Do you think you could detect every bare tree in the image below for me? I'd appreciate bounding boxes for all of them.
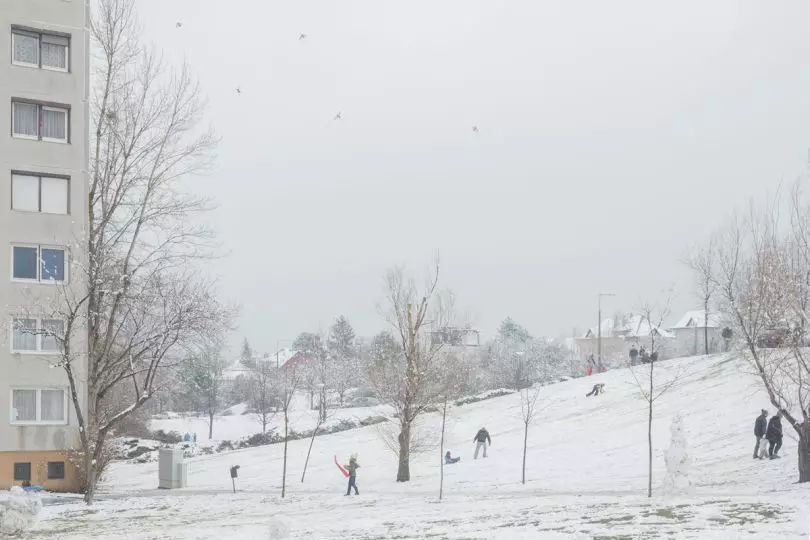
[293,332,326,412]
[280,363,303,498]
[181,340,227,439]
[686,238,717,355]
[300,384,335,483]
[241,354,278,433]
[437,352,473,500]
[628,294,682,497]
[518,383,544,485]
[367,262,450,482]
[14,0,231,503]
[711,187,810,482]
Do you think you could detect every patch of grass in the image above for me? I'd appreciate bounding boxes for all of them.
[590,514,635,525]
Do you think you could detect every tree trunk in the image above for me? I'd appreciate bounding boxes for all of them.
[396,422,411,482]
[208,412,214,440]
[647,362,654,498]
[704,303,710,355]
[522,421,529,485]
[439,399,447,500]
[83,447,96,504]
[301,422,321,483]
[800,430,810,483]
[262,414,267,434]
[282,412,289,497]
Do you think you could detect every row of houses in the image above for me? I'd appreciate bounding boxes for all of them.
[574,310,728,367]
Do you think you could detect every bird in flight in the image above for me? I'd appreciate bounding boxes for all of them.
[176,22,183,28]
[299,33,307,40]
[472,126,479,132]
[334,112,342,120]
[236,87,242,95]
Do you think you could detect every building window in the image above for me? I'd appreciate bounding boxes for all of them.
[12,28,69,71]
[11,317,64,353]
[12,101,69,143]
[11,388,67,425]
[47,461,65,480]
[12,172,69,214]
[13,463,31,482]
[11,245,67,282]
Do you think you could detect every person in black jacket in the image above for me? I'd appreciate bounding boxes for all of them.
[473,427,491,459]
[629,346,639,366]
[766,411,783,459]
[753,409,768,459]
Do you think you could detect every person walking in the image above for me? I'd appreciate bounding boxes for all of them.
[473,427,491,459]
[753,409,768,459]
[344,454,360,495]
[629,346,639,366]
[766,411,783,459]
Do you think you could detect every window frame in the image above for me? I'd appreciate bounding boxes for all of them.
[11,27,70,72]
[47,461,65,480]
[10,388,68,426]
[11,100,70,144]
[10,244,69,284]
[11,171,70,215]
[13,462,31,482]
[10,316,65,355]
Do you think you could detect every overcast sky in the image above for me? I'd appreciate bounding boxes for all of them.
[136,0,810,354]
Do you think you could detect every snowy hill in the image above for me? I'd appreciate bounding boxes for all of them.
[30,354,810,538]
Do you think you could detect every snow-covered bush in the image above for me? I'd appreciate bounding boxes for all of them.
[663,414,694,497]
[0,487,42,536]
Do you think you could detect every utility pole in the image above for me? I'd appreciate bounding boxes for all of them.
[597,293,616,365]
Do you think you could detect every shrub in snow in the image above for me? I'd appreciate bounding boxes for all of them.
[663,414,694,497]
[454,389,514,407]
[0,487,42,536]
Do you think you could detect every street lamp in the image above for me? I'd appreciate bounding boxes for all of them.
[597,292,616,365]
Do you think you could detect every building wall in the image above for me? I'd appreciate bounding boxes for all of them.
[0,0,88,491]
[671,327,723,358]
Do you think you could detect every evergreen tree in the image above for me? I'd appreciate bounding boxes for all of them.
[327,316,358,406]
[240,337,253,365]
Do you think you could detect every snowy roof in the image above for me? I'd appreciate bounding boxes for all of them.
[670,310,723,330]
[612,314,675,339]
[582,318,616,338]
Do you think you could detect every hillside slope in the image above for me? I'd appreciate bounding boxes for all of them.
[32,354,810,538]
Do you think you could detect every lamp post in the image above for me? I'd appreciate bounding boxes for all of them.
[597,292,616,366]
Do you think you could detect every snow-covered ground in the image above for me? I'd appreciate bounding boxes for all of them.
[150,396,391,443]
[26,354,810,538]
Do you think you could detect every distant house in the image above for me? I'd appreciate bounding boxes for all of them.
[669,310,724,357]
[573,318,626,369]
[574,313,677,368]
[280,351,313,371]
[611,313,676,360]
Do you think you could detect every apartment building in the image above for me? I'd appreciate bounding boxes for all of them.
[0,0,89,491]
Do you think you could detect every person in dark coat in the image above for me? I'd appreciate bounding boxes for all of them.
[629,346,639,366]
[753,409,768,459]
[766,411,783,459]
[444,451,460,464]
[473,427,491,459]
[344,454,360,495]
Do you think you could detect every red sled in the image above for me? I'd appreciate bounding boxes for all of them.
[334,455,349,478]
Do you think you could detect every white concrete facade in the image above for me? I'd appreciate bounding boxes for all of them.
[0,0,88,489]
